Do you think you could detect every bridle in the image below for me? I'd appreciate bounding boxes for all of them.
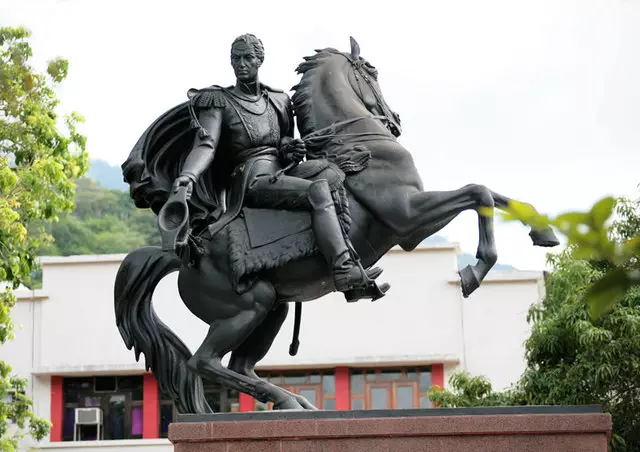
[300,53,401,145]
[346,54,401,137]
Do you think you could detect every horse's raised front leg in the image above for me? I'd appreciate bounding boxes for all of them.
[185,280,305,410]
[389,184,498,297]
[490,191,560,247]
[228,302,318,410]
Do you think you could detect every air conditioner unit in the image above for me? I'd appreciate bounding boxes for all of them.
[74,408,103,441]
[75,407,103,425]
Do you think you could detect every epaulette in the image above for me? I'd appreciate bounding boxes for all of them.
[187,85,226,108]
[261,83,285,93]
[265,89,290,105]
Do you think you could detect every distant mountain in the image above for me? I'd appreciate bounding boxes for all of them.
[85,159,516,271]
[87,159,128,191]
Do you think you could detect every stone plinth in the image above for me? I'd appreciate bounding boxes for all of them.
[169,405,611,452]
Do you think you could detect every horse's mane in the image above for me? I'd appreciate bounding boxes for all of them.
[291,47,344,137]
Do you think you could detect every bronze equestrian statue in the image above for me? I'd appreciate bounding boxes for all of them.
[115,34,559,413]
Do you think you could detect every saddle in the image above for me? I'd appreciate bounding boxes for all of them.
[226,160,350,293]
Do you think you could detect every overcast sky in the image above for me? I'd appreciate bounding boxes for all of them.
[2,0,639,271]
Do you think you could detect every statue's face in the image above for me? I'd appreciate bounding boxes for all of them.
[231,42,261,83]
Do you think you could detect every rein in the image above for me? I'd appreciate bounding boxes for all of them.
[302,115,395,144]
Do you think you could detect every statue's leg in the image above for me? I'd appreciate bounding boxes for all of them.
[228,303,318,410]
[385,184,498,297]
[245,168,385,300]
[186,279,305,409]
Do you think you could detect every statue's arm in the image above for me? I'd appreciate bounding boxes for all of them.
[179,107,223,184]
[278,96,305,164]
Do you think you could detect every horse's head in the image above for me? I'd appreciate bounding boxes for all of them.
[292,37,402,138]
[346,37,402,137]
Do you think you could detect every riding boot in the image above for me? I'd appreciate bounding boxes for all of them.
[308,180,376,294]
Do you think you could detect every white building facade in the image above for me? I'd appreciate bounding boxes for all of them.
[2,242,545,451]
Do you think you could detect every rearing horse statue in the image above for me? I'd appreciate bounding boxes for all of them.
[115,37,559,414]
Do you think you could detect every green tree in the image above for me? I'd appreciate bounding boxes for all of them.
[518,249,639,451]
[430,193,640,451]
[501,190,640,319]
[427,371,522,408]
[38,177,159,257]
[0,26,88,449]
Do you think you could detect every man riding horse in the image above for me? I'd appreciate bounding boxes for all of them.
[170,34,385,301]
[117,35,561,414]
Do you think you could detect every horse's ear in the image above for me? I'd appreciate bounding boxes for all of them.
[350,36,361,60]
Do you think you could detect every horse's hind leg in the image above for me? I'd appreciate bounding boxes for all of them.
[228,303,318,410]
[186,281,305,409]
[490,191,560,247]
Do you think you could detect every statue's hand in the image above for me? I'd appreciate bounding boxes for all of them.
[172,174,195,199]
[289,138,306,163]
[280,137,306,164]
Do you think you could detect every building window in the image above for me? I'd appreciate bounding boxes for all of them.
[159,395,174,439]
[62,375,143,441]
[350,367,433,410]
[254,370,336,410]
[159,382,240,438]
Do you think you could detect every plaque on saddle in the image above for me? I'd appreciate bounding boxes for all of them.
[242,207,312,248]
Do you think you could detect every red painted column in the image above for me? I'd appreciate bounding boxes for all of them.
[335,366,350,410]
[431,363,444,388]
[239,393,254,412]
[143,373,159,439]
[431,363,445,408]
[50,376,63,442]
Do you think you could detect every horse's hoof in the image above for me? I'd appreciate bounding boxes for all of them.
[529,228,560,247]
[295,397,319,410]
[459,265,480,298]
[273,399,305,410]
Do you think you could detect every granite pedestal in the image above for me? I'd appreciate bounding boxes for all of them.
[169,405,611,452]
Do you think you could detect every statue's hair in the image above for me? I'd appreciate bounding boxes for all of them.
[231,34,265,63]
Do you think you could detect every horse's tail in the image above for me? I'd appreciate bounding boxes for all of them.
[114,246,212,414]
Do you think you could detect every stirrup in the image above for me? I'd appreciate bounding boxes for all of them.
[334,264,379,292]
[344,281,391,303]
[335,265,388,303]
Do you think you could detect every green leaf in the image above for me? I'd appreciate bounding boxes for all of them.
[46,58,68,83]
[504,200,550,230]
[553,212,589,234]
[478,206,494,217]
[586,267,631,319]
[589,196,616,229]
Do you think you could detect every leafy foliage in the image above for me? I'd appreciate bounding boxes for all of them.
[502,192,640,318]
[427,371,523,408]
[519,249,640,451]
[0,26,88,449]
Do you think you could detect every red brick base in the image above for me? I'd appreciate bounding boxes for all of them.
[169,410,611,452]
